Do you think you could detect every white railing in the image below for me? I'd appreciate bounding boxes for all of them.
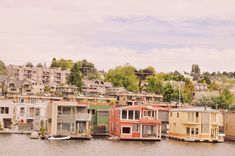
[76,113,91,121]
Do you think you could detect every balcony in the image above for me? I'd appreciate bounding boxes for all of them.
[76,113,91,121]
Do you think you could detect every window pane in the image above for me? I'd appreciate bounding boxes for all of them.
[128,110,134,120]
[122,110,127,119]
[122,127,131,134]
[132,124,139,132]
[135,111,140,119]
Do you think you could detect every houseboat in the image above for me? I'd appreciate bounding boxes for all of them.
[47,101,92,139]
[224,111,235,141]
[169,107,224,142]
[109,105,162,141]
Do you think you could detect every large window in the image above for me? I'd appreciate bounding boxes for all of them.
[57,106,75,116]
[128,110,134,120]
[135,111,140,120]
[132,124,139,132]
[122,110,127,119]
[0,107,9,114]
[122,127,131,134]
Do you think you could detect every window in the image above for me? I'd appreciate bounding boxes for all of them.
[5,107,9,114]
[35,108,40,116]
[186,127,190,134]
[122,127,131,134]
[177,112,179,117]
[195,128,199,135]
[132,124,139,132]
[122,110,127,119]
[196,112,199,117]
[191,128,194,134]
[0,107,4,114]
[20,107,25,116]
[135,111,140,120]
[19,98,24,103]
[128,110,134,120]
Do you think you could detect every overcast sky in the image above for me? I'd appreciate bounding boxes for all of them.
[0,0,235,72]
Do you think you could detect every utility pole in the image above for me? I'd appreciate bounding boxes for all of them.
[179,81,181,105]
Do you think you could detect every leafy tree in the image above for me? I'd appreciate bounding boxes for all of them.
[76,59,99,79]
[0,60,6,75]
[68,63,82,89]
[135,68,154,92]
[191,64,201,81]
[25,62,33,68]
[212,89,234,109]
[182,79,194,103]
[50,58,73,70]
[146,76,164,94]
[105,65,138,92]
[163,83,174,102]
[36,63,43,68]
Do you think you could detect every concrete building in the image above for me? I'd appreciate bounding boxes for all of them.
[15,102,48,131]
[47,101,92,139]
[116,93,163,106]
[0,100,14,130]
[81,79,112,97]
[224,112,235,141]
[169,107,224,142]
[7,65,70,86]
[109,105,162,141]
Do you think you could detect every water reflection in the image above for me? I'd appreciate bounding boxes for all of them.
[0,134,235,156]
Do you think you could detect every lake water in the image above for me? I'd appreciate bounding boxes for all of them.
[0,134,235,156]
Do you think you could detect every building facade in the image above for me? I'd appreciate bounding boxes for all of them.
[169,107,224,142]
[109,105,162,140]
[7,65,70,86]
[47,101,92,139]
[224,112,235,141]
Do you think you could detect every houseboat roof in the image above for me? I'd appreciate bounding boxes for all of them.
[170,107,220,113]
[115,105,167,111]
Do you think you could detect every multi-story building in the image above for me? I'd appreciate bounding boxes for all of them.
[169,107,224,142]
[81,79,112,97]
[0,100,14,130]
[224,111,235,141]
[116,93,163,106]
[2,76,44,96]
[109,105,162,141]
[7,65,70,86]
[47,101,92,139]
[15,102,48,131]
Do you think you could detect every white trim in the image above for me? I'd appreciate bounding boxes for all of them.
[121,126,132,135]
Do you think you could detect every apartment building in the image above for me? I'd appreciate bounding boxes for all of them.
[7,65,70,85]
[116,93,163,106]
[109,105,162,141]
[169,107,224,142]
[47,101,92,139]
[81,79,112,97]
[224,111,235,141]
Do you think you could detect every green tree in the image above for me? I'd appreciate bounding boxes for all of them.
[50,58,73,70]
[76,59,99,79]
[68,63,82,89]
[105,65,139,92]
[0,60,6,75]
[191,64,201,81]
[25,62,33,68]
[146,76,164,94]
[212,89,234,109]
[36,63,43,68]
[135,68,154,92]
[163,83,174,102]
[182,79,194,103]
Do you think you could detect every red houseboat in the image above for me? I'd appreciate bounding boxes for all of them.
[109,105,163,141]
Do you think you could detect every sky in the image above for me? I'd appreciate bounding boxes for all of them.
[0,0,235,72]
